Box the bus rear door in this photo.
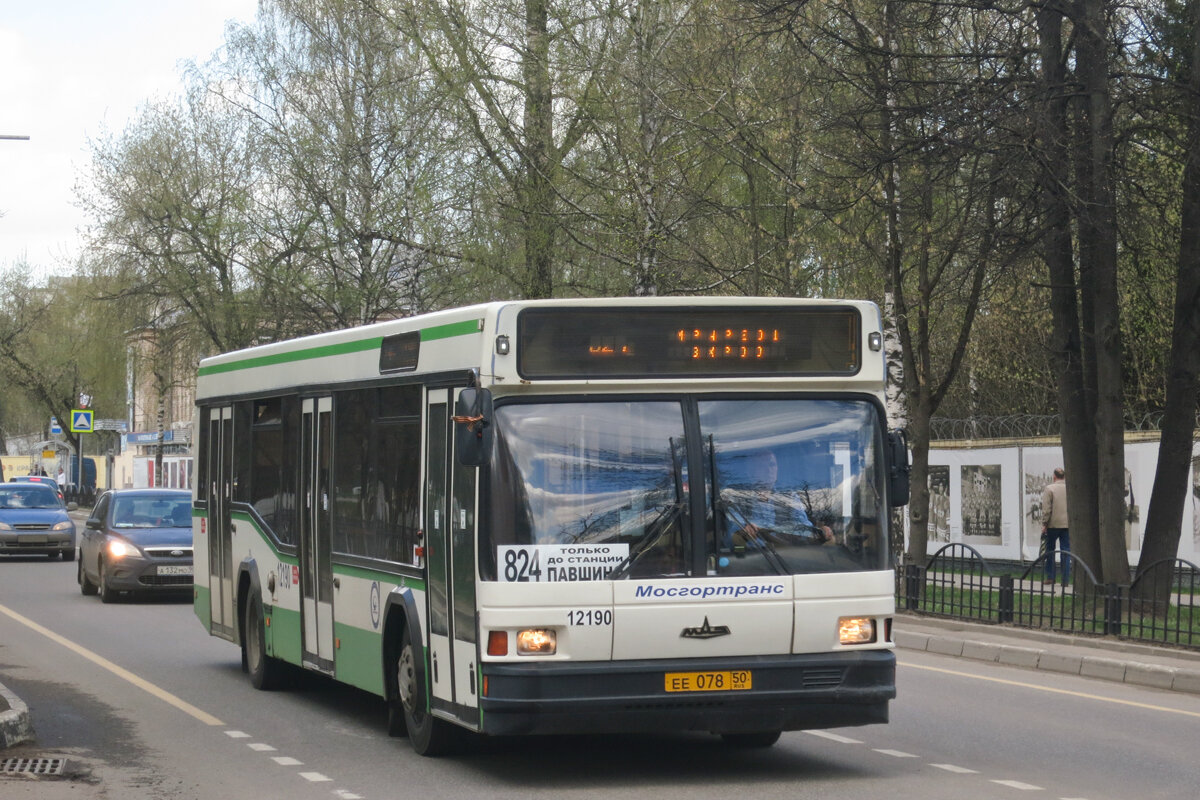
[300,396,335,673]
[205,405,235,638]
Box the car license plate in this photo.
[18,534,48,544]
[664,670,752,693]
[157,565,193,576]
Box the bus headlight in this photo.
[838,617,876,645]
[516,628,556,655]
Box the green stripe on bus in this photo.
[198,337,383,376]
[197,318,482,376]
[420,319,481,341]
[228,511,424,587]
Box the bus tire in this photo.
[244,595,285,691]
[720,731,782,748]
[386,700,409,738]
[396,640,455,756]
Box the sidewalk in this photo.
[894,612,1200,694]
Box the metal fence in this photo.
[898,543,1200,650]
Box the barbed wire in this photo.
[929,411,1197,441]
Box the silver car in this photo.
[78,489,194,602]
[0,483,76,559]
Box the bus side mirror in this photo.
[887,429,910,507]
[454,388,494,467]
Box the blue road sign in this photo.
[70,409,94,433]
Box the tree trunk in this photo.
[1037,2,1102,585]
[522,0,555,299]
[1134,0,1200,607]
[1075,0,1128,585]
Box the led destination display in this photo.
[517,306,861,378]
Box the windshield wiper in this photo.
[718,494,791,576]
[608,500,686,580]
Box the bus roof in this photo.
[195,297,885,401]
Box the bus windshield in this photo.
[484,397,888,581]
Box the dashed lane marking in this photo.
[225,730,251,738]
[272,756,303,766]
[874,749,918,758]
[299,772,332,782]
[930,763,979,774]
[803,730,863,744]
[991,779,1043,790]
[248,743,277,751]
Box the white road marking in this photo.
[930,763,979,774]
[874,749,918,758]
[300,772,332,782]
[225,730,251,738]
[334,792,363,800]
[803,730,863,744]
[272,757,303,766]
[0,603,223,726]
[901,660,1200,719]
[992,779,1044,790]
[248,743,277,751]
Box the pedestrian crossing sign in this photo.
[70,409,94,433]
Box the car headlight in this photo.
[52,521,74,531]
[0,521,12,531]
[107,539,140,559]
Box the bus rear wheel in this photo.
[396,640,455,756]
[244,595,285,690]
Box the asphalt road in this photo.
[2,555,1199,800]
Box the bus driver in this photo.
[729,450,834,546]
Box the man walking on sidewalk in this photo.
[1041,468,1070,585]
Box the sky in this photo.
[0,0,260,276]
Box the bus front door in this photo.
[424,389,479,723]
[300,396,335,673]
[206,406,236,639]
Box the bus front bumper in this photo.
[478,650,895,736]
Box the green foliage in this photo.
[0,267,128,451]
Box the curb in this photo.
[0,680,34,748]
[895,627,1200,695]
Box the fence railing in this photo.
[897,543,1200,650]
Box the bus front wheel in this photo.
[396,640,455,756]
[244,595,285,691]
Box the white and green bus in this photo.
[192,298,909,755]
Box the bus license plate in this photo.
[664,670,751,693]
[157,565,194,576]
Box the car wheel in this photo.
[244,595,285,690]
[79,558,98,596]
[98,559,118,604]
[398,639,457,756]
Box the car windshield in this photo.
[0,486,61,509]
[110,495,193,528]
[483,397,889,581]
